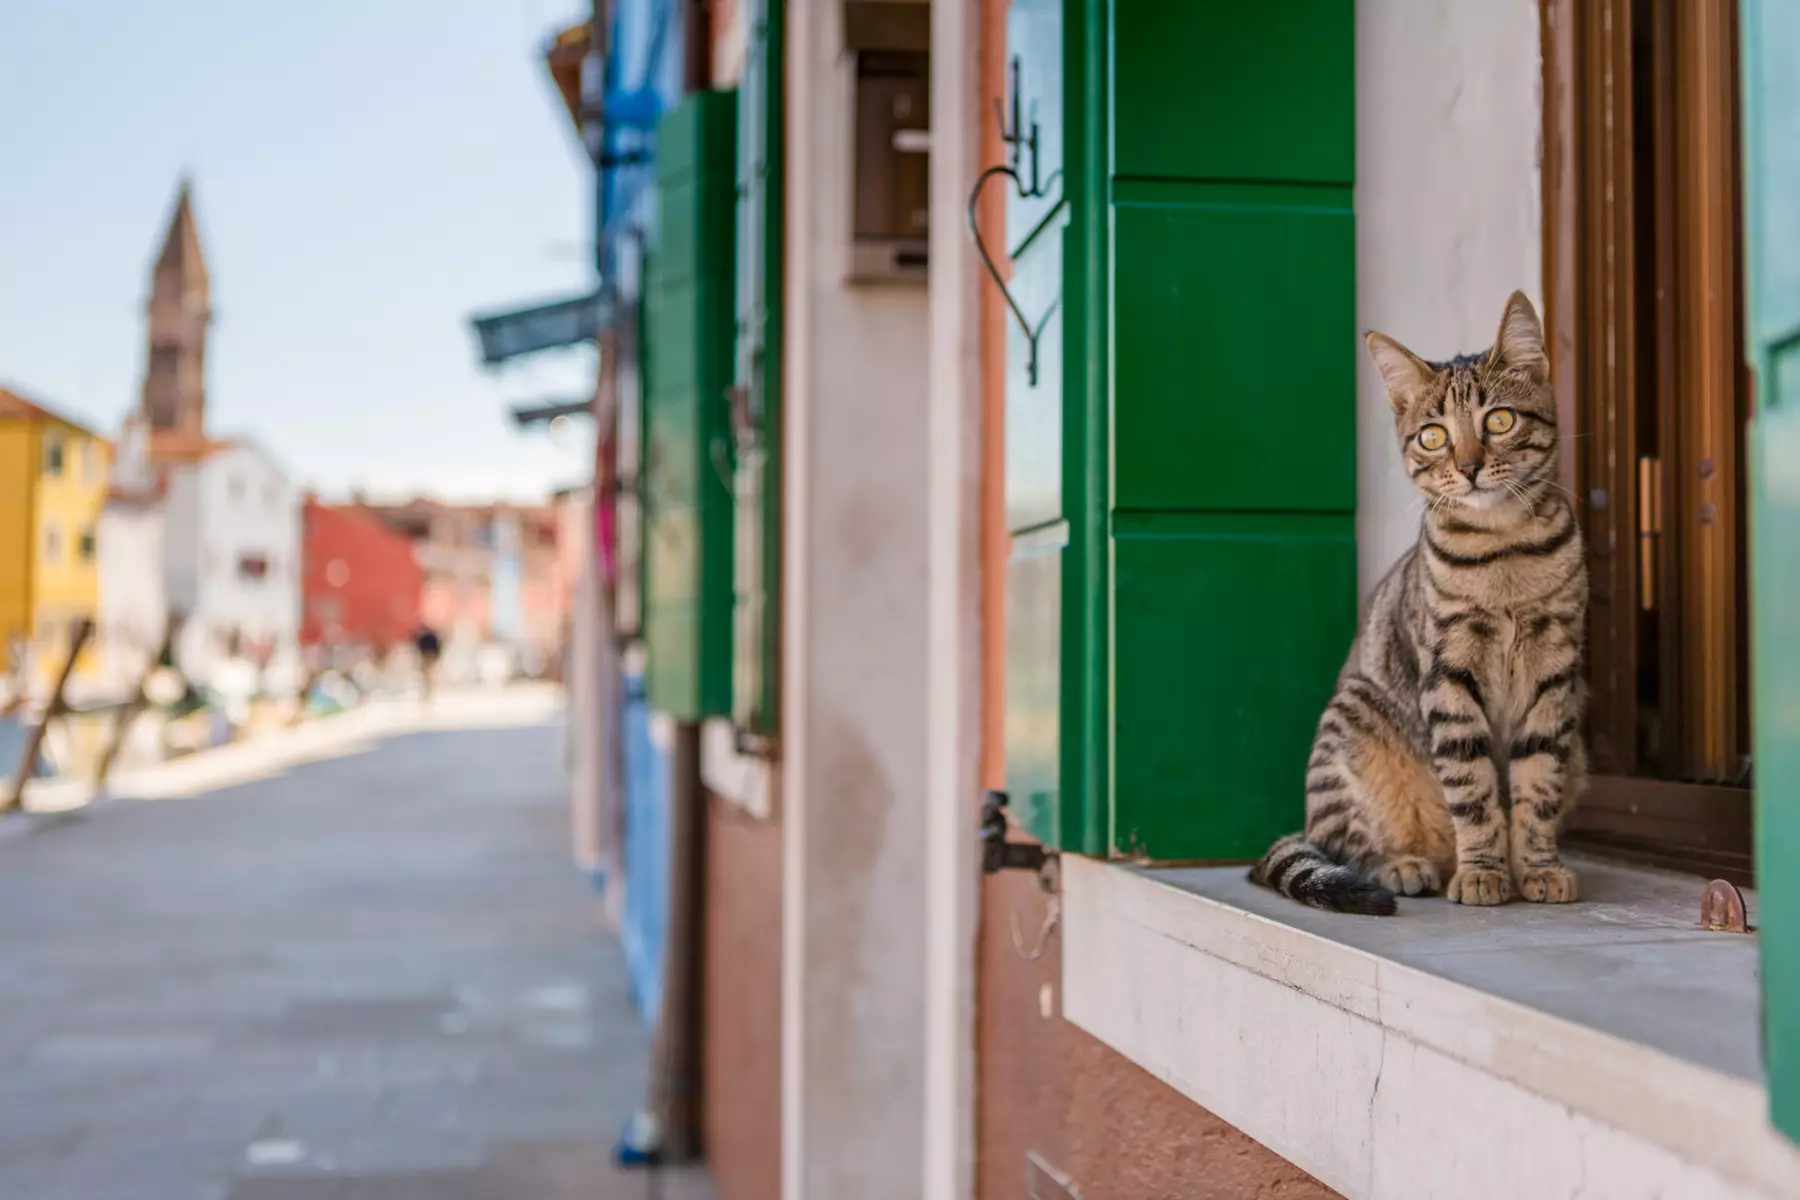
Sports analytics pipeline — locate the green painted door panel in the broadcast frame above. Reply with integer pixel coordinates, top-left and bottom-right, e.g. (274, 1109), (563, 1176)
(1004, 214), (1067, 533)
(1111, 512), (1356, 859)
(1743, 0), (1800, 1144)
(1112, 186), (1355, 513)
(1112, 0), (1353, 185)
(644, 90), (738, 720)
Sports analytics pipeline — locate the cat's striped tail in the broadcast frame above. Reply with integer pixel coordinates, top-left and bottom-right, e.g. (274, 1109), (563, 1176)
(1249, 834), (1398, 916)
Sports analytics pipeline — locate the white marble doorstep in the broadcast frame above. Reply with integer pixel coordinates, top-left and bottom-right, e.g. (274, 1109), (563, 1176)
(1061, 853), (1800, 1200)
(1149, 854), (1762, 1082)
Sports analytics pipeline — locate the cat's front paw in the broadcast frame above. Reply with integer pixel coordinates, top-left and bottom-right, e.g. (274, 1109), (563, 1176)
(1446, 867), (1512, 906)
(1515, 864), (1579, 903)
(1375, 856), (1441, 897)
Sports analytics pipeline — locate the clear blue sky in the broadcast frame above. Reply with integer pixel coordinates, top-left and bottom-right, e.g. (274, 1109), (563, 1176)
(0, 1), (597, 502)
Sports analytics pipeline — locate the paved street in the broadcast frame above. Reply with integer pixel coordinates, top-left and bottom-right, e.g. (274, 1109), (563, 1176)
(0, 703), (705, 1199)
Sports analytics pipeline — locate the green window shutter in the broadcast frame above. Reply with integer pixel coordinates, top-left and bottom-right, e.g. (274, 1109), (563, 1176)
(1110, 3), (1355, 860)
(999, 1), (1355, 858)
(730, 0), (782, 742)
(1000, 0), (1081, 851)
(1743, 0), (1800, 1144)
(644, 90), (739, 719)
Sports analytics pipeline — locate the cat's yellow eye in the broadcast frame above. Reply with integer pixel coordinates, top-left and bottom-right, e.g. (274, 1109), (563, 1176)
(1485, 408), (1517, 435)
(1418, 424), (1448, 451)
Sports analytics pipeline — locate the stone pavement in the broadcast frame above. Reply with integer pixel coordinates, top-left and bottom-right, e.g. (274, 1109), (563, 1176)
(0, 698), (715, 1199)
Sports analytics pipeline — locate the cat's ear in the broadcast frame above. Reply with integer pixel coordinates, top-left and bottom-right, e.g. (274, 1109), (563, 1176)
(1490, 290), (1548, 383)
(1365, 331), (1435, 413)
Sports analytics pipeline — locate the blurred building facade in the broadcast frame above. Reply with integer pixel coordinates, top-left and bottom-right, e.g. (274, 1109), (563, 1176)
(0, 388), (112, 695)
(299, 496), (423, 655)
(101, 184), (303, 695)
(521, 2), (1800, 1199)
(355, 497), (568, 680)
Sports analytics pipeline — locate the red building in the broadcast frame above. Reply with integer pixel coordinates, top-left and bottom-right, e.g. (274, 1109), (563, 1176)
(299, 497), (423, 652)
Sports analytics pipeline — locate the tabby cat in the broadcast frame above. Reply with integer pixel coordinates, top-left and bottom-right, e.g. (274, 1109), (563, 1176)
(1251, 292), (1587, 915)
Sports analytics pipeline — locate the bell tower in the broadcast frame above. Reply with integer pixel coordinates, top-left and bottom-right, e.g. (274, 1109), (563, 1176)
(140, 178), (210, 436)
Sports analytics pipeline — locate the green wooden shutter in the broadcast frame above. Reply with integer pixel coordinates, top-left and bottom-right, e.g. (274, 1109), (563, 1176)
(1001, 0), (1077, 848)
(644, 90), (738, 719)
(1743, 0), (1800, 1144)
(730, 0), (782, 741)
(1108, 3), (1356, 860)
(1000, 1), (1355, 859)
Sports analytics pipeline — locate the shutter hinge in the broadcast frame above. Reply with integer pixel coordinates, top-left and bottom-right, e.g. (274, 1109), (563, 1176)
(980, 790), (1052, 875)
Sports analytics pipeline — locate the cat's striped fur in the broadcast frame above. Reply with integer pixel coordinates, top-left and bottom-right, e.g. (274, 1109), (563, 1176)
(1251, 292), (1587, 915)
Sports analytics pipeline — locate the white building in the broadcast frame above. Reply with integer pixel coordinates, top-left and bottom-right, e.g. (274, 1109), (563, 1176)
(102, 417), (302, 695)
(99, 182), (304, 700)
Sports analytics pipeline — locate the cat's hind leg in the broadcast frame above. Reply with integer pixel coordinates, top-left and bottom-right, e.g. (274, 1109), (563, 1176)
(1349, 734), (1457, 898)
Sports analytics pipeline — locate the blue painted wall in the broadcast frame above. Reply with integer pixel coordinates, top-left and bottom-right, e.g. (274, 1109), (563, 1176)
(598, 0), (688, 1031)
(618, 669), (669, 1025)
(599, 0), (687, 286)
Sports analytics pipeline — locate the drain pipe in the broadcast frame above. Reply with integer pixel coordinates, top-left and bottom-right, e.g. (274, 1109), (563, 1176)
(649, 719), (706, 1160)
(618, 719), (706, 1168)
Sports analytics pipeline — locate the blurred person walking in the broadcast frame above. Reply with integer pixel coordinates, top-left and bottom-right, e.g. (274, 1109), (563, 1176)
(413, 624), (442, 702)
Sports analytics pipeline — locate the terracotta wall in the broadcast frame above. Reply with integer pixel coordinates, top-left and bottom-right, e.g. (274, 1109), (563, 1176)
(976, 870), (1338, 1200)
(299, 500), (423, 650)
(972, 3), (1337, 1197)
(702, 789), (782, 1200)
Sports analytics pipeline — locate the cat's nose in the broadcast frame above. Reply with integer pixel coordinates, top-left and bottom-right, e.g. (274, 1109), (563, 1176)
(1458, 457), (1484, 483)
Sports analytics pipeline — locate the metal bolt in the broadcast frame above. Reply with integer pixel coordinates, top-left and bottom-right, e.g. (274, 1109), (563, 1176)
(1701, 879), (1751, 933)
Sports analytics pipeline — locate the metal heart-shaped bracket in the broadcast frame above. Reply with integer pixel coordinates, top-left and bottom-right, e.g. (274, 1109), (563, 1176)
(967, 163), (1060, 388)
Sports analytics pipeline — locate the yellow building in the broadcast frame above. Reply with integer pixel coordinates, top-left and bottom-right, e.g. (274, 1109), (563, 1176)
(0, 386), (112, 691)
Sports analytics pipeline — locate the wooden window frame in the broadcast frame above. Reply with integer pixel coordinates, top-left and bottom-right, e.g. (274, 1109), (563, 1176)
(1542, 0), (1752, 883)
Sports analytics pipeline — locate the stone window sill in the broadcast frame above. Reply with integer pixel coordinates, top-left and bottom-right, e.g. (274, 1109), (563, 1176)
(700, 718), (773, 818)
(1061, 854), (1800, 1199)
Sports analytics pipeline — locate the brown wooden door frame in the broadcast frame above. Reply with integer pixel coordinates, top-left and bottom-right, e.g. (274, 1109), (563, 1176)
(1542, 0), (1641, 775)
(1541, 0), (1752, 878)
(1656, 0), (1748, 784)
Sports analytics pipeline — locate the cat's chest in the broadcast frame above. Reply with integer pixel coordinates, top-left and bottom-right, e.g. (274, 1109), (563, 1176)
(1473, 608), (1555, 737)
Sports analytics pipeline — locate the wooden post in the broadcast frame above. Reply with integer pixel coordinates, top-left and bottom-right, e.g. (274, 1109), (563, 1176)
(4, 616), (94, 815)
(94, 615), (180, 787)
(0, 638), (25, 720)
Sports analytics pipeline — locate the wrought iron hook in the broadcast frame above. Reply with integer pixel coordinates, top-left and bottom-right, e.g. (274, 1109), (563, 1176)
(968, 55), (1062, 388)
(967, 165), (1060, 388)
